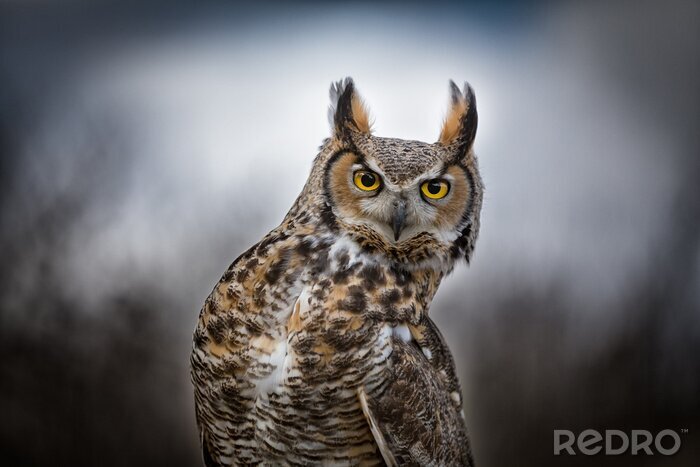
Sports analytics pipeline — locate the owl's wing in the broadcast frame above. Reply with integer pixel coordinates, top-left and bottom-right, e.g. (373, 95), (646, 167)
(197, 425), (219, 467)
(358, 318), (474, 467)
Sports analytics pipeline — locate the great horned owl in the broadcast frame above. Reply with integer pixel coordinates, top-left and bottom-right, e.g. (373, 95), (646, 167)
(191, 78), (483, 466)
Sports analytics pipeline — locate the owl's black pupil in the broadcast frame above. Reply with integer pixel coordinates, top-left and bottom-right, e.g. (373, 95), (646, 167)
(361, 173), (376, 187)
(427, 181), (442, 194)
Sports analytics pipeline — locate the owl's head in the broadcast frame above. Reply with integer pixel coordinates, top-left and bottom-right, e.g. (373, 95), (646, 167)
(304, 78), (483, 270)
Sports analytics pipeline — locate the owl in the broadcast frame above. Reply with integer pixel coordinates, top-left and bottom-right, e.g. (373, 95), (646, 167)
(191, 77), (483, 466)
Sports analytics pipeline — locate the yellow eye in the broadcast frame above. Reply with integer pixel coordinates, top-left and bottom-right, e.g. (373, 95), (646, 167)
(421, 179), (450, 200)
(353, 170), (381, 191)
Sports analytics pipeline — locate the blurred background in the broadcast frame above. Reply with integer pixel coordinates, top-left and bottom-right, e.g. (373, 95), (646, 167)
(1, 1), (698, 466)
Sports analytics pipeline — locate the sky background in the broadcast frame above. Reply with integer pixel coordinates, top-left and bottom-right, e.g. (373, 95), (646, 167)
(1, 1), (698, 466)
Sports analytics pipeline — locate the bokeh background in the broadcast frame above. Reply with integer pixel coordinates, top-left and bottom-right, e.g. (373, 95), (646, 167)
(1, 1), (698, 466)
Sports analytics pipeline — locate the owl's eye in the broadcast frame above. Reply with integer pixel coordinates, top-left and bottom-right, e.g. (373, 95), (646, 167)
(353, 170), (381, 192)
(421, 179), (450, 200)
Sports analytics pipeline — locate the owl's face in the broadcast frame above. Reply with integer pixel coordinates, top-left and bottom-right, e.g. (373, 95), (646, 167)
(317, 79), (483, 268)
(326, 140), (473, 245)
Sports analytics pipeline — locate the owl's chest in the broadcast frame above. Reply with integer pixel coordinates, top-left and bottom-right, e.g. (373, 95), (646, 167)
(247, 299), (397, 465)
(248, 240), (427, 393)
(250, 284), (395, 399)
(194, 234), (437, 463)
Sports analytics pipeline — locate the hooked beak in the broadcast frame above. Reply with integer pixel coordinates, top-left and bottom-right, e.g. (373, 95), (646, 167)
(391, 200), (407, 242)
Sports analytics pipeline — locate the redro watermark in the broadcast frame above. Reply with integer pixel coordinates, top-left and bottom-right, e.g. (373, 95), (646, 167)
(554, 429), (682, 455)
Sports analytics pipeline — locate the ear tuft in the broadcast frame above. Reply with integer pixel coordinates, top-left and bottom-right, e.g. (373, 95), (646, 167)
(328, 77), (372, 138)
(438, 80), (478, 153)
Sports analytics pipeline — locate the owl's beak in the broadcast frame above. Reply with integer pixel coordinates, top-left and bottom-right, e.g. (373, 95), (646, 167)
(391, 200), (407, 242)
